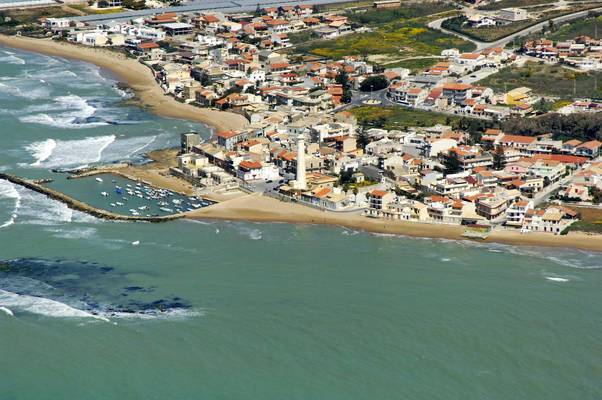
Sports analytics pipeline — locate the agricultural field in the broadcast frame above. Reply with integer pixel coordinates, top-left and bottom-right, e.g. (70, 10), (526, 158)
(547, 14), (602, 41)
(350, 106), (462, 130)
(477, 61), (602, 100)
(382, 57), (441, 72)
(294, 4), (475, 61)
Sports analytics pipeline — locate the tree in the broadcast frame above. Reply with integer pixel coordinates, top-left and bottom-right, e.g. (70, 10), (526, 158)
(98, 0), (109, 7)
(254, 3), (261, 18)
(341, 89), (352, 103)
(442, 150), (461, 175)
(335, 70), (350, 90)
(357, 129), (370, 149)
(359, 75), (388, 92)
(493, 144), (505, 170)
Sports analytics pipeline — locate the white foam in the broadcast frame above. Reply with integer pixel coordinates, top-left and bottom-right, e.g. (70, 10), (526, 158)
(26, 135), (116, 169)
(545, 276), (570, 283)
(52, 227), (97, 240)
(0, 54), (25, 65)
(0, 289), (109, 322)
(14, 186), (73, 226)
(26, 138), (57, 166)
(0, 180), (21, 229)
(0, 306), (14, 317)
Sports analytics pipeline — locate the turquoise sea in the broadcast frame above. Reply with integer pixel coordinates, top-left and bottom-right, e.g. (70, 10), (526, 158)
(1, 47), (601, 400)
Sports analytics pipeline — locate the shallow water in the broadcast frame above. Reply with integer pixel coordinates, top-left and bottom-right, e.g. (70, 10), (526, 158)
(1, 46), (601, 400)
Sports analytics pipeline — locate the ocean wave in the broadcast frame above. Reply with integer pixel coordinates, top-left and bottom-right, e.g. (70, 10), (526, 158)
(51, 227), (98, 240)
(0, 54), (26, 65)
(0, 180), (21, 229)
(26, 135), (116, 168)
(26, 138), (56, 166)
(13, 186), (73, 226)
(0, 289), (110, 322)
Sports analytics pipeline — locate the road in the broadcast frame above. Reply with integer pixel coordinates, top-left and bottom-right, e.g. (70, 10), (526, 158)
(428, 5), (602, 51)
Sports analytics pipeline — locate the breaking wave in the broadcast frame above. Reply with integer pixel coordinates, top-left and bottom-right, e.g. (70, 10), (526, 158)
(0, 180), (21, 229)
(26, 135), (116, 169)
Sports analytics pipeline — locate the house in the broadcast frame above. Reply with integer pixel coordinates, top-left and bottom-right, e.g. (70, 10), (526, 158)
(476, 196), (507, 220)
(441, 83), (472, 104)
(374, 0), (401, 8)
(563, 183), (590, 201)
(217, 130), (244, 150)
(575, 140), (602, 158)
(237, 160), (280, 181)
(505, 87), (532, 105)
(505, 200), (533, 227)
(366, 190), (395, 216)
(497, 8), (527, 22)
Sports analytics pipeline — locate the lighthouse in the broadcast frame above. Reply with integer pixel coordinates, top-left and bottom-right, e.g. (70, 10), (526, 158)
(294, 133), (307, 190)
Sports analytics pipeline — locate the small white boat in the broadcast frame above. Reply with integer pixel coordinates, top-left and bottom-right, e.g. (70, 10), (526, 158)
(110, 203), (116, 207)
(95, 177), (103, 182)
(101, 192), (108, 197)
(160, 207), (173, 213)
(116, 202), (124, 206)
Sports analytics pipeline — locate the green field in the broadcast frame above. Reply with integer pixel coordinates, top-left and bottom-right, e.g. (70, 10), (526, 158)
(548, 14), (602, 41)
(292, 2), (474, 61)
(350, 106), (462, 129)
(294, 18), (474, 60)
(381, 57), (441, 72)
(477, 61), (602, 99)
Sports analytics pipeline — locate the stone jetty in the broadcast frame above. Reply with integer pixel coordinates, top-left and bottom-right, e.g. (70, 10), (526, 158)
(0, 173), (185, 223)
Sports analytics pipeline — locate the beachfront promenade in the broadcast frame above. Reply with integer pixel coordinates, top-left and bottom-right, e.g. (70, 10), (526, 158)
(0, 173), (187, 223)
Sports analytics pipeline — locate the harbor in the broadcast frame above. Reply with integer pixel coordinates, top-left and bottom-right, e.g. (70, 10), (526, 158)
(0, 172), (214, 223)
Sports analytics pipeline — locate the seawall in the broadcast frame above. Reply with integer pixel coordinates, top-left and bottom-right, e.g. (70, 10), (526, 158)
(0, 173), (184, 223)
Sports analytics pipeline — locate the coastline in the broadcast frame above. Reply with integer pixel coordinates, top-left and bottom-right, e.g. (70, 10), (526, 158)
(186, 193), (602, 252)
(54, 149), (602, 252)
(0, 35), (249, 134)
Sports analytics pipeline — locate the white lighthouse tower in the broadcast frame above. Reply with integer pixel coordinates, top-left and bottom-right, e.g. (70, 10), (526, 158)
(294, 133), (307, 190)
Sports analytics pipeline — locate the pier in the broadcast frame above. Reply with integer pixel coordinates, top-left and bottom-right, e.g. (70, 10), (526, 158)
(0, 173), (186, 223)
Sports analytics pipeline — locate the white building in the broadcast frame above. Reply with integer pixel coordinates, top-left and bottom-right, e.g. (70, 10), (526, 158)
(237, 160), (280, 181)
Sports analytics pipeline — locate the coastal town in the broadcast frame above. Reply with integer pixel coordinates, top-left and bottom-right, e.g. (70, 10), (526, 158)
(2, 0), (602, 239)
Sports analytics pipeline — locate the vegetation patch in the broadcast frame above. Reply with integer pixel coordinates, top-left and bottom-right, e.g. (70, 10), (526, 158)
(350, 106), (463, 129)
(0, 6), (78, 33)
(502, 112), (602, 142)
(547, 13), (602, 41)
(382, 57), (440, 72)
(292, 2), (474, 61)
(477, 61), (602, 100)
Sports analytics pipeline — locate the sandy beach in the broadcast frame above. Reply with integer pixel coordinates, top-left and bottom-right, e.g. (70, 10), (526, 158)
(0, 35), (249, 133)
(73, 150), (602, 252)
(187, 192), (602, 252)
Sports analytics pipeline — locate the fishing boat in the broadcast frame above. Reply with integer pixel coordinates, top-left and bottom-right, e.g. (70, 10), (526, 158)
(160, 207), (173, 213)
(101, 192), (108, 197)
(95, 177), (103, 182)
(116, 188), (122, 194)
(110, 203), (116, 207)
(116, 202), (124, 206)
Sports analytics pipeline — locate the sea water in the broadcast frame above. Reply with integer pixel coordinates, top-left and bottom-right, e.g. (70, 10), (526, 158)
(1, 47), (601, 400)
